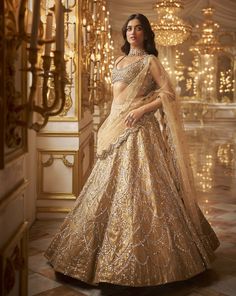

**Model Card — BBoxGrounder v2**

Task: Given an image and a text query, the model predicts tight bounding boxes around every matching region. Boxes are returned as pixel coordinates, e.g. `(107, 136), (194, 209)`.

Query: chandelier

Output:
(191, 6), (223, 55)
(152, 0), (192, 46)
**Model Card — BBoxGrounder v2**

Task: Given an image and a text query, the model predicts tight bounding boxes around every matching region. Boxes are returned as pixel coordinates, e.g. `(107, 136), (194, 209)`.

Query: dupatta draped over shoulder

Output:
(97, 54), (204, 238)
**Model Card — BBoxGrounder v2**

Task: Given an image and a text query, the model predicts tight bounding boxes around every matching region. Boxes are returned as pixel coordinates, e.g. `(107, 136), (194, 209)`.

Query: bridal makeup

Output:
(126, 19), (145, 49)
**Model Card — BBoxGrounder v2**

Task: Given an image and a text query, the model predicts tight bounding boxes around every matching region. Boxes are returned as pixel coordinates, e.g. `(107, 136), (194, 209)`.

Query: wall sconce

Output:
(14, 0), (68, 132)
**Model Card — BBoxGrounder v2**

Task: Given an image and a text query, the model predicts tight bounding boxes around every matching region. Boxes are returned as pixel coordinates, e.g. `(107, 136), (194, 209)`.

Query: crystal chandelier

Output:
(191, 6), (223, 55)
(152, 0), (192, 46)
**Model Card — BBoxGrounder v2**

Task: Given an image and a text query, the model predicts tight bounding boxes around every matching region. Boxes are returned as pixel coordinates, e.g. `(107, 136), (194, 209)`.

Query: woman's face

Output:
(126, 18), (144, 48)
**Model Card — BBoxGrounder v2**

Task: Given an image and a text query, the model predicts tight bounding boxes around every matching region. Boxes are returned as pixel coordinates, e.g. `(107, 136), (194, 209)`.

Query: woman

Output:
(45, 13), (220, 287)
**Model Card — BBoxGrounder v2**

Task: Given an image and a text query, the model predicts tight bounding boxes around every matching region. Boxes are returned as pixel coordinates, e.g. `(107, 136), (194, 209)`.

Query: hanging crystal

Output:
(152, 0), (192, 46)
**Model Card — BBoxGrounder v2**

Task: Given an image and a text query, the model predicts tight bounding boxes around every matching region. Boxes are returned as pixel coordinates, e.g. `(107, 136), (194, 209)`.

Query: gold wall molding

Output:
(41, 154), (54, 167)
(0, 180), (29, 212)
(41, 154), (74, 168)
(0, 0), (28, 169)
(36, 119), (93, 137)
(36, 133), (94, 215)
(0, 221), (28, 296)
(37, 195), (76, 201)
(62, 155), (74, 168)
(48, 113), (79, 122)
(37, 207), (70, 213)
(37, 149), (78, 200)
(37, 132), (81, 137)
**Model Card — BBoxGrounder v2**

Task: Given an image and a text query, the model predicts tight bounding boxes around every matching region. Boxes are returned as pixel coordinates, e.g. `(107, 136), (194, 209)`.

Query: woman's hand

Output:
(124, 107), (145, 128)
(124, 97), (162, 128)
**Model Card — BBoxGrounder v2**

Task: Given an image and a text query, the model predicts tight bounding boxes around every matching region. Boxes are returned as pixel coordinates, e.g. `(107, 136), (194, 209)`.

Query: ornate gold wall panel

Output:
(36, 130), (94, 215)
(0, 221), (28, 296)
(37, 149), (79, 200)
(37, 132), (81, 137)
(37, 138), (94, 200)
(0, 0), (28, 169)
(37, 207), (70, 213)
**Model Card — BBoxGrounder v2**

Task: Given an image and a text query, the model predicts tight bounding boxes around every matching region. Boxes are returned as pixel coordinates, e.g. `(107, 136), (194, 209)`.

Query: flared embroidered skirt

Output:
(44, 112), (220, 287)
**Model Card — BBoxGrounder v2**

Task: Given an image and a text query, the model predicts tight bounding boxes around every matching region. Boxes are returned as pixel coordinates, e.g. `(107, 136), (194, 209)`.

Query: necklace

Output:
(128, 47), (148, 56)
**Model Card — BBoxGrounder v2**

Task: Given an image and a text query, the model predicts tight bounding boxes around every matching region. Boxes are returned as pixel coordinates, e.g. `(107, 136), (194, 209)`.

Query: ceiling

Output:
(107, 0), (236, 32)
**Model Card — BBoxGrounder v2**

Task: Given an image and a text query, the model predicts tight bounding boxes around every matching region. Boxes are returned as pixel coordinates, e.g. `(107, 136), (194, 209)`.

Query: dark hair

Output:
(121, 13), (158, 57)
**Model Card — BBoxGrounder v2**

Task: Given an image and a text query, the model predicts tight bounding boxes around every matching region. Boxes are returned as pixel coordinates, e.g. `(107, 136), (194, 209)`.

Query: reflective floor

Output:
(28, 123), (236, 296)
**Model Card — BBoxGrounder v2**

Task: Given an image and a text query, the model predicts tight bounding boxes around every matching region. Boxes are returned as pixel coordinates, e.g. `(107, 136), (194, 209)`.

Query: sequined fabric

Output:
(111, 55), (151, 85)
(45, 111), (220, 287)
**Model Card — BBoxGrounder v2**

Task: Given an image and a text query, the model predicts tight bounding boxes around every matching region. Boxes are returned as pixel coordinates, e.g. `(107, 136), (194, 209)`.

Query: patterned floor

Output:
(28, 124), (236, 296)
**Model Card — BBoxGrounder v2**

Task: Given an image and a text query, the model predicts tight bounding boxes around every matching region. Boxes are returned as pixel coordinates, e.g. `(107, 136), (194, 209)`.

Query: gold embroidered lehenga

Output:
(45, 54), (220, 287)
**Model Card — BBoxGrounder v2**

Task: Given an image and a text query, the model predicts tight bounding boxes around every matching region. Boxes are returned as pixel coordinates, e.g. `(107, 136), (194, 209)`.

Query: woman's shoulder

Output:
(147, 54), (163, 69)
(114, 55), (126, 65)
(147, 54), (158, 61)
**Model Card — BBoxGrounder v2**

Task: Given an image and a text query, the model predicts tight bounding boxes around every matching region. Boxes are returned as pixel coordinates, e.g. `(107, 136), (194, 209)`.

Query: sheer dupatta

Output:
(97, 57), (154, 157)
(97, 55), (203, 235)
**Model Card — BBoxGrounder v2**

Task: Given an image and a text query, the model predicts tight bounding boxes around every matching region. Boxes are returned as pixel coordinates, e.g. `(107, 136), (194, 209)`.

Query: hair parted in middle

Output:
(121, 13), (158, 57)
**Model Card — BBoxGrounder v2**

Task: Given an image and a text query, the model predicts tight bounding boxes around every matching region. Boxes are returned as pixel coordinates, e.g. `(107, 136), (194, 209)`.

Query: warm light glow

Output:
(219, 69), (234, 100)
(152, 0), (192, 46)
(217, 144), (234, 167)
(175, 50), (185, 82)
(81, 0), (114, 107)
(162, 57), (172, 74)
(196, 154), (213, 192)
(191, 6), (223, 54)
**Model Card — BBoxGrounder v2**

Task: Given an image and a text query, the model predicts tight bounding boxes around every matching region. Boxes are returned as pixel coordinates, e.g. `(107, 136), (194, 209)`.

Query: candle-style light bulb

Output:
(55, 1), (64, 52)
(30, 0), (41, 49)
(44, 13), (53, 56)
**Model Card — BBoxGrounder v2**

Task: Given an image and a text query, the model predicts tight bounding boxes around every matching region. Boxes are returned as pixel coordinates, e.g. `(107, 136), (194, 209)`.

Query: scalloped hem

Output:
(96, 111), (156, 160)
(96, 125), (141, 160)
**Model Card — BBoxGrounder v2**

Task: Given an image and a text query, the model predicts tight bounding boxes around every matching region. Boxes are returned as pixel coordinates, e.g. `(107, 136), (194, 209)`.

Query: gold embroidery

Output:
(45, 113), (219, 287)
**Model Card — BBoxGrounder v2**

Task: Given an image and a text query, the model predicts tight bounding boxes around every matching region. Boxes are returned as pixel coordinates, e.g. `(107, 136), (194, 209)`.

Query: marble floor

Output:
(28, 123), (236, 296)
